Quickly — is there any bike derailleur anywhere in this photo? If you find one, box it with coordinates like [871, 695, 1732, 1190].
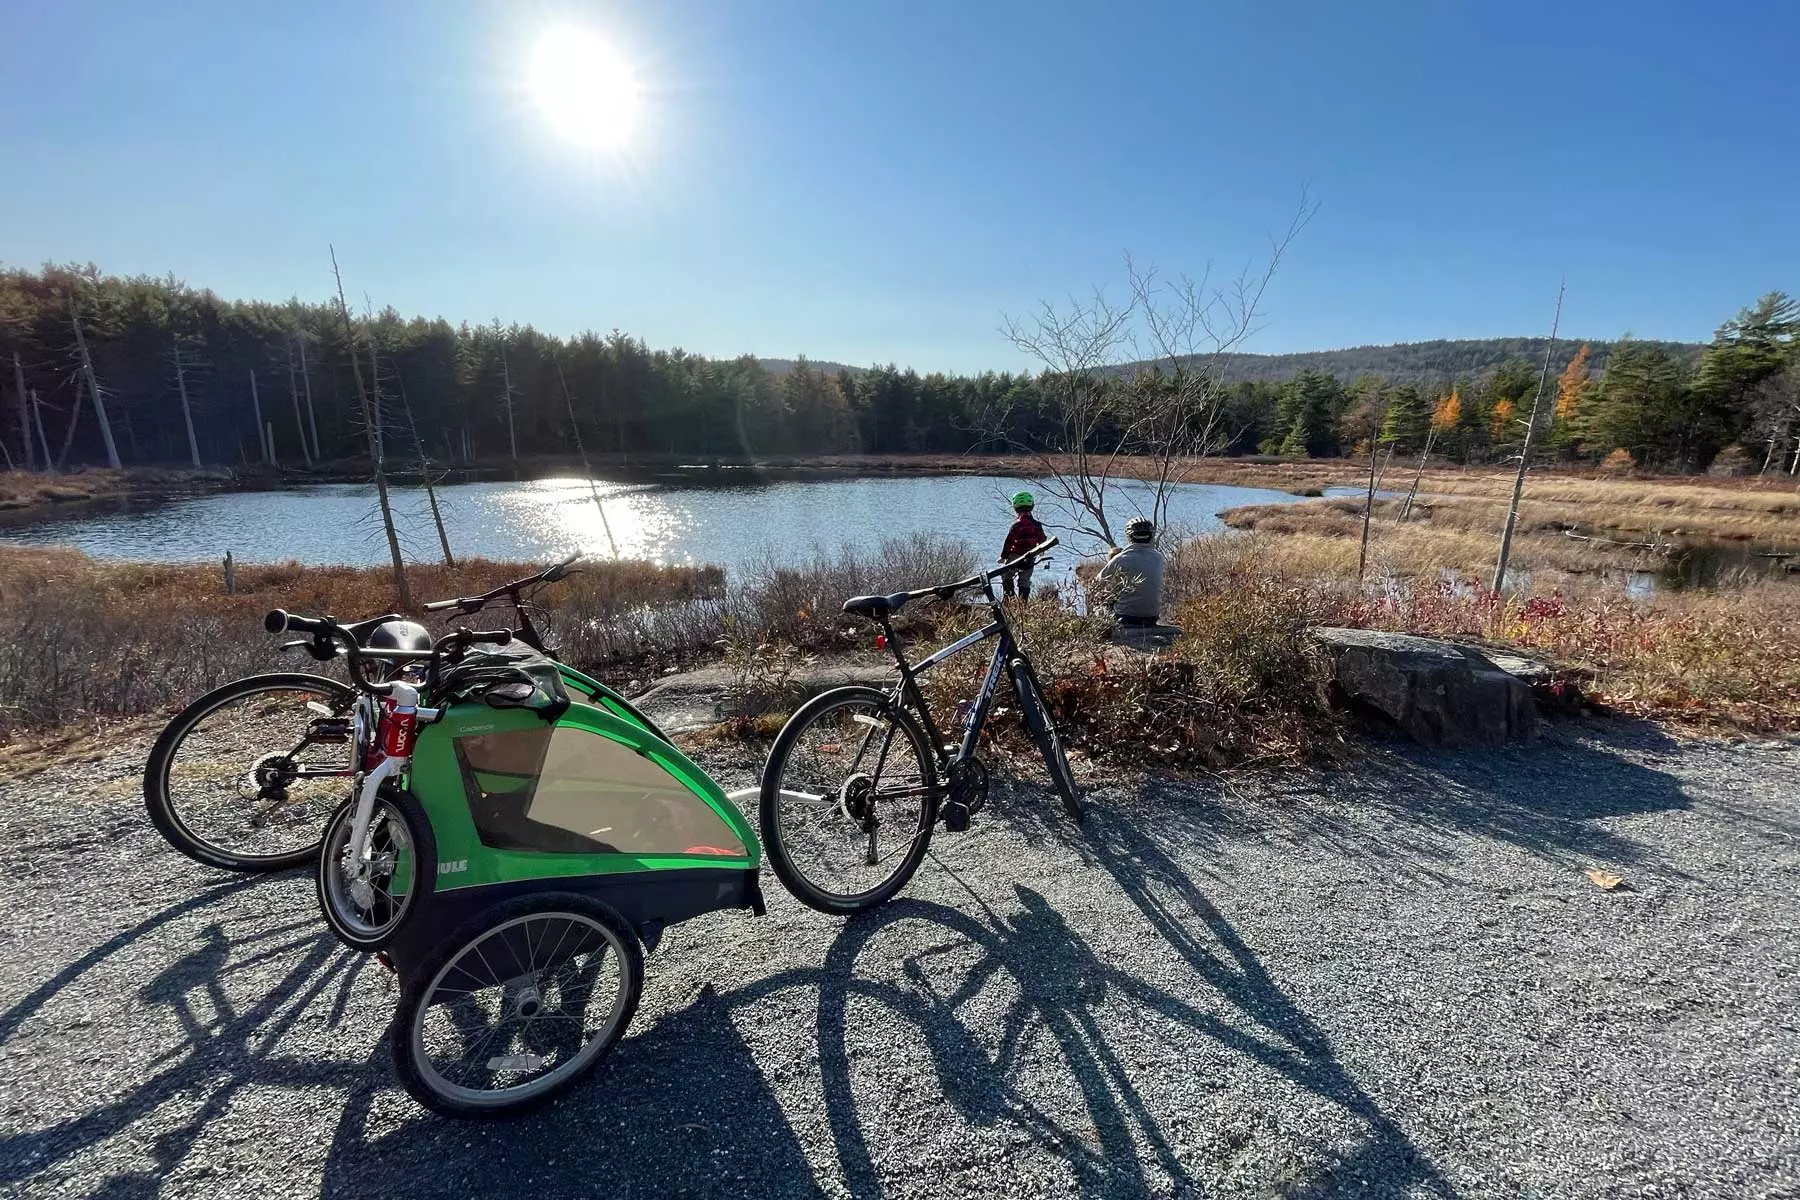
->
[244, 752, 297, 803]
[941, 756, 990, 833]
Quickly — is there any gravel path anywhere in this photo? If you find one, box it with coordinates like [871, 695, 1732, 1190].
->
[1, 719, 1796, 1199]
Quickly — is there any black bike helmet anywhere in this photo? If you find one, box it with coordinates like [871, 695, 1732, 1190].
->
[368, 619, 432, 655]
[366, 619, 432, 682]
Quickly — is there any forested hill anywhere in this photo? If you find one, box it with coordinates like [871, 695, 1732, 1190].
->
[762, 339, 1707, 386]
[1, 263, 1789, 475]
[1139, 337, 1706, 387]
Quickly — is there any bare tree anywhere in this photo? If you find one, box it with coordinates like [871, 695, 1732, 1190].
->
[68, 294, 123, 469]
[1493, 280, 1566, 593]
[295, 336, 322, 461]
[330, 246, 412, 607]
[1748, 364, 1800, 475]
[171, 338, 202, 468]
[396, 371, 455, 566]
[500, 342, 518, 464]
[1396, 423, 1437, 523]
[556, 361, 619, 557]
[248, 370, 270, 464]
[285, 339, 313, 468]
[30, 390, 52, 471]
[11, 352, 32, 472]
[996, 192, 1316, 548]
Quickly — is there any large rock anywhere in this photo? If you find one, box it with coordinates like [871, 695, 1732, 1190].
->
[1313, 627, 1537, 746]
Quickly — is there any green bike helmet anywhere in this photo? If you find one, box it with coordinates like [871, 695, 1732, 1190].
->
[1010, 491, 1035, 509]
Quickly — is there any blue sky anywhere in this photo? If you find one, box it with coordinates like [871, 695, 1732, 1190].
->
[2, 0, 1795, 373]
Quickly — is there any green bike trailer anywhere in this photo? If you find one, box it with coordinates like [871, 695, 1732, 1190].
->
[380, 645, 764, 984]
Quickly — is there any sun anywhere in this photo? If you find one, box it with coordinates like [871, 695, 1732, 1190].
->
[527, 24, 640, 149]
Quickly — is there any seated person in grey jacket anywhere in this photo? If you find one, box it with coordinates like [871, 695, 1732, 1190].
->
[1094, 517, 1164, 626]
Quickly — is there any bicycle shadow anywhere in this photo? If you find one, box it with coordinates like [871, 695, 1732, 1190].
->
[1255, 719, 1695, 880]
[0, 877, 375, 1198]
[795, 882, 1453, 1199]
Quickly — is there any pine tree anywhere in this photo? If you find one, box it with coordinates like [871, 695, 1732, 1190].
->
[1378, 385, 1429, 451]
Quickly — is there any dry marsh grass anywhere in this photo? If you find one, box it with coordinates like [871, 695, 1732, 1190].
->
[0, 548, 722, 729]
[1179, 531, 1800, 734]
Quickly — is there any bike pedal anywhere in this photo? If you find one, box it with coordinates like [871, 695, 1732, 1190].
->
[942, 801, 971, 833]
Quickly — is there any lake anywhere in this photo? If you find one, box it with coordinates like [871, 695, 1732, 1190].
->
[0, 474, 1313, 578]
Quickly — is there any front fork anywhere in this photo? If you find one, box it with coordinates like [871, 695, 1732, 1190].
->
[342, 683, 438, 886]
[343, 756, 407, 884]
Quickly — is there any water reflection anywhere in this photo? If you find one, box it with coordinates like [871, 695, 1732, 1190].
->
[0, 474, 1305, 580]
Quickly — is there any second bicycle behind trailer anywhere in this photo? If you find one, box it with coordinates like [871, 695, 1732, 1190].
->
[758, 537, 1082, 915]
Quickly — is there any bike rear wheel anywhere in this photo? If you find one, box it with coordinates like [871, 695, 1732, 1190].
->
[759, 686, 938, 915]
[392, 893, 642, 1118]
[1011, 659, 1083, 824]
[144, 673, 356, 871]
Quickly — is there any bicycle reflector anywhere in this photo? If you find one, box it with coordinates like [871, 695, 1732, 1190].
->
[875, 634, 887, 649]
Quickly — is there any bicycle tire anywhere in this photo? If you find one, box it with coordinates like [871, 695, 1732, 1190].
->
[317, 786, 436, 952]
[1010, 659, 1084, 824]
[391, 892, 643, 1118]
[143, 672, 356, 872]
[759, 685, 938, 916]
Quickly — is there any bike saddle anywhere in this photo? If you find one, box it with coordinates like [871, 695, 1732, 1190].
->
[841, 592, 913, 618]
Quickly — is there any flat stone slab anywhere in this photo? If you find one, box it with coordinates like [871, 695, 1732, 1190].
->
[1313, 627, 1537, 747]
[632, 661, 896, 731]
[1108, 623, 1184, 651]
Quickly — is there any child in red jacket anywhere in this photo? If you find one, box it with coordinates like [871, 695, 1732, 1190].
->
[998, 491, 1045, 599]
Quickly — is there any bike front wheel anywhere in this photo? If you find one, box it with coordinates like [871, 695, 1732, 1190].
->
[759, 686, 938, 915]
[1011, 659, 1083, 824]
[144, 673, 357, 871]
[317, 788, 435, 952]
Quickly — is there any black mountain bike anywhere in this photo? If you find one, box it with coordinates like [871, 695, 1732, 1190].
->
[758, 538, 1081, 915]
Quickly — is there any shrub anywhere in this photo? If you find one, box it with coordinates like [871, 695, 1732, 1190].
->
[1598, 448, 1636, 476]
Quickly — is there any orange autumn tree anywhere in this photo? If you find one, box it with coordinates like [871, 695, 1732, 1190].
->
[1490, 396, 1516, 438]
[1554, 344, 1591, 423]
[1431, 389, 1462, 431]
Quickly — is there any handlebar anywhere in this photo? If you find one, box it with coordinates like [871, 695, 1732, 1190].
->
[421, 553, 582, 615]
[264, 608, 513, 694]
[895, 537, 1060, 606]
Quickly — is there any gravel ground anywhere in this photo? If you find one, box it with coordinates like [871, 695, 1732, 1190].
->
[1, 718, 1796, 1199]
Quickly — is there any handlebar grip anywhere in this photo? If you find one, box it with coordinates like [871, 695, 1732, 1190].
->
[421, 597, 463, 612]
[468, 629, 513, 646]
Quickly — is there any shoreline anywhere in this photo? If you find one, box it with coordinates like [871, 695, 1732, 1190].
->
[6, 453, 1798, 518]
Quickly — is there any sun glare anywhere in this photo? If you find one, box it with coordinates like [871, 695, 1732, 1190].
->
[527, 24, 640, 149]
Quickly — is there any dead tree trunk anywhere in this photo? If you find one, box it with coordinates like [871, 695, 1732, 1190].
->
[501, 346, 518, 464]
[330, 246, 411, 607]
[557, 362, 619, 557]
[57, 382, 83, 469]
[399, 373, 455, 566]
[1358, 433, 1381, 583]
[297, 337, 322, 460]
[173, 341, 202, 468]
[69, 301, 122, 469]
[31, 391, 53, 471]
[12, 352, 32, 471]
[286, 341, 312, 467]
[1493, 280, 1565, 594]
[250, 371, 274, 464]
[1397, 425, 1437, 523]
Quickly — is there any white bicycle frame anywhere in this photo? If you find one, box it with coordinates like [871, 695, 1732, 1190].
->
[341, 681, 439, 886]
